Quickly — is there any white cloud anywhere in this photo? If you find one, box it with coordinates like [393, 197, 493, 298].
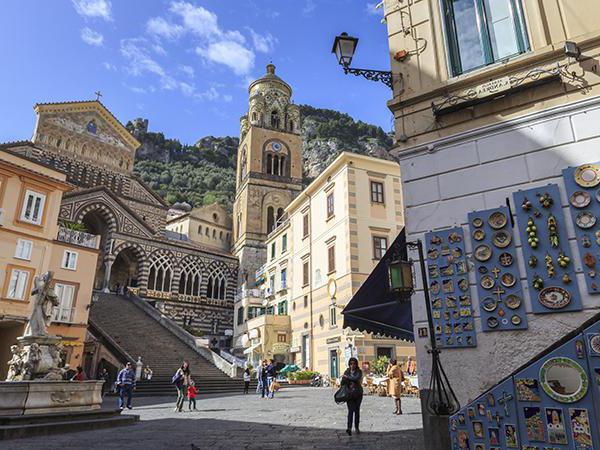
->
[196, 40, 255, 76]
[222, 94, 233, 102]
[170, 1, 220, 38]
[146, 17, 184, 40]
[128, 86, 147, 94]
[179, 65, 195, 77]
[81, 27, 104, 46]
[303, 0, 316, 15]
[102, 61, 117, 71]
[152, 44, 167, 55]
[365, 2, 383, 16]
[120, 38, 165, 77]
[248, 28, 277, 54]
[72, 0, 112, 21]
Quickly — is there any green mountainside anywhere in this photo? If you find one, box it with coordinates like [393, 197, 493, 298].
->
[129, 105, 393, 211]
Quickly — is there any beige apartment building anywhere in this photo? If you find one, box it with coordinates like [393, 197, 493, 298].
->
[0, 148, 99, 379]
[237, 152, 415, 375]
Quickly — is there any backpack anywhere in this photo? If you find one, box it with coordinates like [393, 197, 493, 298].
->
[171, 370, 183, 385]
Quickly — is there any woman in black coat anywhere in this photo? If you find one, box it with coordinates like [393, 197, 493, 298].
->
[341, 357, 363, 435]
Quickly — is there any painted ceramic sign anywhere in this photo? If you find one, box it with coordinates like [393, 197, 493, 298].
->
[468, 206, 528, 332]
[513, 184, 582, 314]
[425, 227, 477, 349]
[562, 162, 600, 295]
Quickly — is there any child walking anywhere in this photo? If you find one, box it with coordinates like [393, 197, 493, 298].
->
[187, 380, 198, 411]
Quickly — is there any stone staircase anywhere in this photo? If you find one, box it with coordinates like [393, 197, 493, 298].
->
[90, 294, 256, 396]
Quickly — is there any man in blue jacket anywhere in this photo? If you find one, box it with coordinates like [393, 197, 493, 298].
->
[116, 361, 136, 410]
[266, 359, 277, 399]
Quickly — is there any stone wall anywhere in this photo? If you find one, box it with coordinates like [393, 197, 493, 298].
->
[394, 95, 600, 405]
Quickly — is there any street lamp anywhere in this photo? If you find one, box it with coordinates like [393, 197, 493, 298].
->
[331, 32, 393, 88]
[393, 240, 460, 416]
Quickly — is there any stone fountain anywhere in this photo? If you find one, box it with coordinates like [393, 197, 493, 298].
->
[1, 272, 103, 416]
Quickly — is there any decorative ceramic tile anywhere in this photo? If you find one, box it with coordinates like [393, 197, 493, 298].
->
[513, 184, 582, 313]
[425, 227, 477, 349]
[468, 206, 528, 331]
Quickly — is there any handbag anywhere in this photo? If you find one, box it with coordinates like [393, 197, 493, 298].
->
[334, 384, 350, 404]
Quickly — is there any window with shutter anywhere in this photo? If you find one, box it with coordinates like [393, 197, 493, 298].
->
[328, 245, 336, 273]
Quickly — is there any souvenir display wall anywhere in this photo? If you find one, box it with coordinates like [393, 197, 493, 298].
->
[449, 318, 600, 450]
[450, 378, 521, 450]
[468, 207, 528, 331]
[512, 184, 582, 314]
[425, 227, 477, 349]
[562, 162, 600, 295]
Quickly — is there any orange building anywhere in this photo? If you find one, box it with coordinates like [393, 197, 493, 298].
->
[0, 146, 99, 379]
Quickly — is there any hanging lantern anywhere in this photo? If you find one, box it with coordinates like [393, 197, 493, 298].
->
[388, 259, 414, 299]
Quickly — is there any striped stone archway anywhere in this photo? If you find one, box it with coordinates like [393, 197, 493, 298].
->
[110, 242, 148, 295]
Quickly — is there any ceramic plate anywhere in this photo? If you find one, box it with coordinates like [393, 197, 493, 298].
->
[589, 334, 600, 354]
[596, 189, 600, 203]
[574, 163, 600, 188]
[538, 286, 571, 309]
[569, 191, 591, 208]
[427, 249, 439, 260]
[488, 211, 508, 229]
[501, 273, 517, 288]
[487, 317, 499, 328]
[576, 211, 597, 229]
[472, 229, 485, 241]
[511, 315, 522, 326]
[498, 252, 514, 267]
[482, 297, 497, 312]
[504, 294, 521, 310]
[474, 244, 492, 262]
[472, 217, 484, 228]
[480, 275, 495, 290]
[478, 266, 488, 274]
[458, 278, 469, 292]
[492, 230, 512, 248]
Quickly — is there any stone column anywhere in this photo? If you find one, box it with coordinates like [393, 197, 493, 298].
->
[102, 256, 115, 293]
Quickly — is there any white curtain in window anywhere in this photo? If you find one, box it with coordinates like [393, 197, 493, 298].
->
[8, 270, 29, 299]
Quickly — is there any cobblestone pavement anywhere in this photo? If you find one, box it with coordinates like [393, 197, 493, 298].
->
[5, 387, 424, 450]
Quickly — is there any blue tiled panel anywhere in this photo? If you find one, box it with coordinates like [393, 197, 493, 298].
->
[467, 206, 528, 332]
[584, 320, 600, 420]
[425, 227, 477, 349]
[450, 378, 521, 450]
[562, 163, 600, 295]
[513, 184, 582, 314]
[514, 332, 599, 450]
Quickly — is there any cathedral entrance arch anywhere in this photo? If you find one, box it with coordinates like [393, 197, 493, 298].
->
[109, 243, 145, 294]
[78, 203, 119, 290]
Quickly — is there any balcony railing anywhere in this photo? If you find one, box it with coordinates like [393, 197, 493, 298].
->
[56, 227, 100, 249]
[234, 288, 264, 302]
[52, 307, 75, 323]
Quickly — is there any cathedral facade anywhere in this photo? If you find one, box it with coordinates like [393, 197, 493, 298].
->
[7, 100, 237, 345]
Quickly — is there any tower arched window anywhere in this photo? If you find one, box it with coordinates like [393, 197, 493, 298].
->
[252, 112, 257, 121]
[179, 258, 202, 297]
[289, 120, 294, 132]
[266, 154, 273, 174]
[270, 110, 280, 129]
[56, 138, 62, 148]
[267, 206, 275, 233]
[273, 155, 280, 176]
[198, 225, 202, 234]
[206, 267, 227, 300]
[240, 148, 248, 182]
[147, 253, 173, 292]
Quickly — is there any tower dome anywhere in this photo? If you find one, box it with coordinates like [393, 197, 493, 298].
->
[248, 64, 292, 98]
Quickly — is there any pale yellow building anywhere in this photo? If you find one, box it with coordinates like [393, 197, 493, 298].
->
[237, 152, 415, 376]
[0, 147, 99, 379]
[165, 202, 232, 252]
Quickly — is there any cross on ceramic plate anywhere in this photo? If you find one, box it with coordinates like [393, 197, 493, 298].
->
[498, 390, 513, 416]
[492, 286, 505, 301]
[491, 267, 501, 278]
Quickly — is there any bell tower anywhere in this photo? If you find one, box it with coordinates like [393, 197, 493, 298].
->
[232, 64, 303, 287]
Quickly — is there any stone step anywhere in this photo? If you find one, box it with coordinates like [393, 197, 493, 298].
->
[0, 410, 138, 440]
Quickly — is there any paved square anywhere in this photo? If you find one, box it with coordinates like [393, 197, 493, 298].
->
[4, 387, 424, 449]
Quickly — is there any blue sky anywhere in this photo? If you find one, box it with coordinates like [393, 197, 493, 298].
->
[0, 0, 393, 145]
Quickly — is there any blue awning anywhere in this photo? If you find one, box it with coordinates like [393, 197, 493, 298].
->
[342, 229, 414, 342]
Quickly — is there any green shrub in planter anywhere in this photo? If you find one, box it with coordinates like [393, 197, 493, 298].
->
[288, 370, 318, 381]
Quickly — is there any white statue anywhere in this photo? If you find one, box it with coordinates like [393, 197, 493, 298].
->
[6, 344, 25, 380]
[24, 272, 60, 337]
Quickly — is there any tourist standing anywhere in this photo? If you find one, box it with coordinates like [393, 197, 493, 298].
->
[71, 366, 85, 381]
[342, 357, 363, 436]
[117, 361, 136, 410]
[187, 380, 198, 411]
[98, 368, 110, 397]
[243, 367, 251, 394]
[266, 359, 277, 399]
[258, 360, 268, 398]
[406, 356, 417, 376]
[386, 359, 404, 415]
[172, 361, 191, 412]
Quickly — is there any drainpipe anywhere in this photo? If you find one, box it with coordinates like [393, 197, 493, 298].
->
[306, 192, 314, 371]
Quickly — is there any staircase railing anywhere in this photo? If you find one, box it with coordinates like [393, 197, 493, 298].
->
[120, 293, 238, 378]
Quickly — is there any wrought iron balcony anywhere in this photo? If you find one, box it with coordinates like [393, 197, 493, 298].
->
[56, 227, 100, 249]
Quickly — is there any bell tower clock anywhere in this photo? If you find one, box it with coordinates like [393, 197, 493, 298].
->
[232, 64, 303, 287]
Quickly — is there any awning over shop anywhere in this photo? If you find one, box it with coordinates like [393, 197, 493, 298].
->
[243, 342, 262, 355]
[342, 229, 414, 342]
